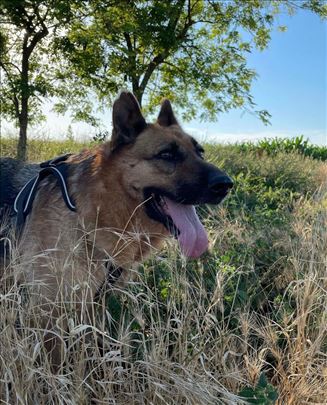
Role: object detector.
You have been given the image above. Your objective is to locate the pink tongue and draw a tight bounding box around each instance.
[162,197,208,258]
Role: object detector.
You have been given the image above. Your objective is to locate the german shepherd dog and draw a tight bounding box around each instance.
[0,92,233,366]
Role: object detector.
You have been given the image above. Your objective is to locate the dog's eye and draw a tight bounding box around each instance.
[154,143,184,162]
[157,150,176,160]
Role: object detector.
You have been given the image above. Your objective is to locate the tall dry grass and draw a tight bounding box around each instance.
[1,176,326,404]
[1,140,326,404]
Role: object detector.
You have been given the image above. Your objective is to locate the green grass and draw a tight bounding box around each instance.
[234,135,327,160]
[1,136,326,403]
[0,136,91,161]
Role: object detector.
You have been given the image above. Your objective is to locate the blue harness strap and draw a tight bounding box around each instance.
[14,154,76,231]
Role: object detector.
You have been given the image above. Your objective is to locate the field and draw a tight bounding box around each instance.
[0,137,326,404]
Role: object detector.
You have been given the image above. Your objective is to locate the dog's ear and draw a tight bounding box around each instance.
[157,99,178,127]
[111,92,147,150]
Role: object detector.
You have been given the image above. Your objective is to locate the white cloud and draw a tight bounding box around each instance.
[185,126,327,146]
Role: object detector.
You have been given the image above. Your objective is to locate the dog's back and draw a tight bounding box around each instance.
[0,157,40,267]
[0,157,40,220]
[1,158,23,211]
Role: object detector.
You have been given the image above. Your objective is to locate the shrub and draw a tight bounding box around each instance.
[235,135,327,161]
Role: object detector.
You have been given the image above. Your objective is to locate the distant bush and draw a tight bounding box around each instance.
[236,135,327,160]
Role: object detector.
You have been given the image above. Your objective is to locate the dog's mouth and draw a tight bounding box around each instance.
[144,190,209,258]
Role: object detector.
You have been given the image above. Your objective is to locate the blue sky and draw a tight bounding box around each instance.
[186,8,326,145]
[3,8,326,145]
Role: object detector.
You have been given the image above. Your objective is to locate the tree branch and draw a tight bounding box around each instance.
[1,61,21,74]
[162,60,187,76]
[139,52,167,94]
[0,60,20,117]
[25,26,49,59]
[123,31,139,93]
[139,0,187,93]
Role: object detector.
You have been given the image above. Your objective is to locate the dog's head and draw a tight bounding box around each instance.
[106,92,233,258]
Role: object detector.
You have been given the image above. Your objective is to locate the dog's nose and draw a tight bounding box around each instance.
[208,173,233,194]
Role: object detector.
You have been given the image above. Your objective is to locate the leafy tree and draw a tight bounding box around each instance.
[0,0,74,160]
[1,1,326,160]
[57,0,326,122]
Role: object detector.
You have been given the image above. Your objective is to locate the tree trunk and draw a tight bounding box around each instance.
[17,36,29,161]
[16,26,48,161]
[133,86,143,107]
[17,103,28,161]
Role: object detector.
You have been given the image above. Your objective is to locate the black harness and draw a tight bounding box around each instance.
[14,153,76,231]
[13,153,123,287]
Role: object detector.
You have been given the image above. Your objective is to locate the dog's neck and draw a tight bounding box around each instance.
[65,147,167,267]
